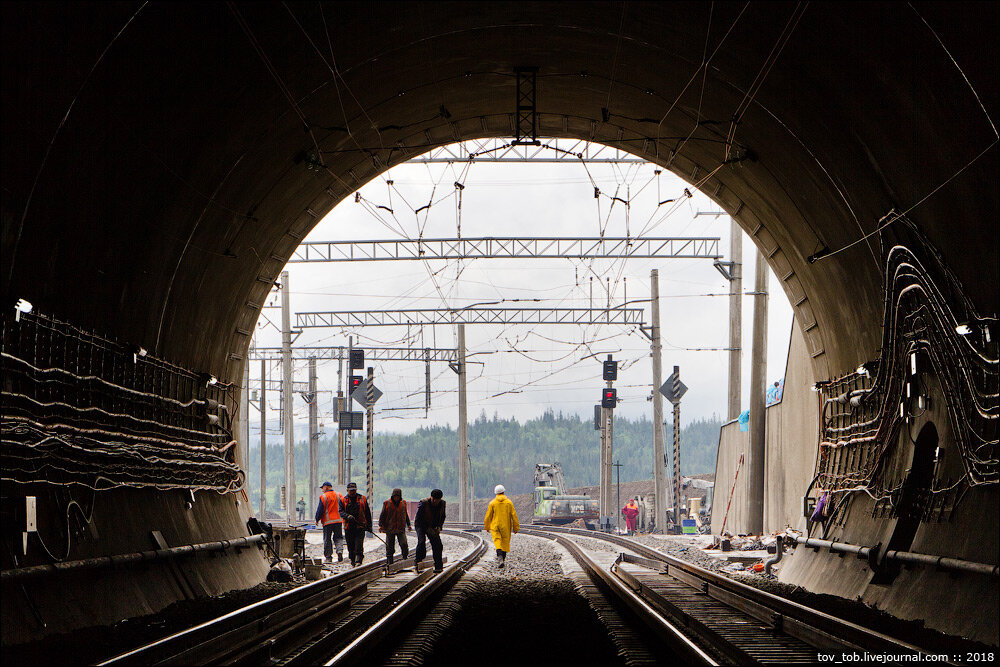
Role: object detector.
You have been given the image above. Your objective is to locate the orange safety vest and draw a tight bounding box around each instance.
[319,490,343,525]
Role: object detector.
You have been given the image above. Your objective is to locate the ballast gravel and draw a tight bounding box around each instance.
[417,531,629,665]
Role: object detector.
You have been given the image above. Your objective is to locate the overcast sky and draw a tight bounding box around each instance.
[250,142,793,437]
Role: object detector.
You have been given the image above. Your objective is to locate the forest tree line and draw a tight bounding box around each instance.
[246,410,722,510]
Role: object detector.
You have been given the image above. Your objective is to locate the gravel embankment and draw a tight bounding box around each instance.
[424,532,628,664]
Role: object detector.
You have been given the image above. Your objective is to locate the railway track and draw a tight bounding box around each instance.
[521,524,949,665]
[97,524,963,666]
[98,529,487,666]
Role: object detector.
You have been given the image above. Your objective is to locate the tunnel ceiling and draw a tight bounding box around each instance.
[2,2,997,383]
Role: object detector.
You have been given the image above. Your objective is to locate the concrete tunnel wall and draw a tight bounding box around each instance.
[711,316,819,536]
[2,1,997,645]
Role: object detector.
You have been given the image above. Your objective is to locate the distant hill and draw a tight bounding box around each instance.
[246,411,722,509]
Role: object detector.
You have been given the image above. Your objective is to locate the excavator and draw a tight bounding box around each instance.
[531,462,599,528]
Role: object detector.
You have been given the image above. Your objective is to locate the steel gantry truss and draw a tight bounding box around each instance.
[295,307,645,329]
[246,346,459,363]
[288,236,721,263]
[407,138,647,164]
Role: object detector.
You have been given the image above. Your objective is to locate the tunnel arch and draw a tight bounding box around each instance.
[2,2,998,647]
[3,2,996,391]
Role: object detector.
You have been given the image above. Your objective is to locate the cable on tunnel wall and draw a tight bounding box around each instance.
[809,217,998,523]
[1,311,244,495]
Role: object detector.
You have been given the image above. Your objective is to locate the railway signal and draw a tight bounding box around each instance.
[603,359,618,381]
[350,348,364,369]
[338,411,364,430]
[601,387,617,409]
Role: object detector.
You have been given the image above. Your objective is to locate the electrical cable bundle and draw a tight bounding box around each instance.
[814,218,997,517]
[1,310,242,494]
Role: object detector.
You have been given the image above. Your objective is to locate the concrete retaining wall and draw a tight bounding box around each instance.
[711,319,818,535]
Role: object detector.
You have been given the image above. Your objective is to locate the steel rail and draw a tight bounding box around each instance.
[323,528,487,665]
[530,525,946,661]
[517,526,718,665]
[99,529,482,666]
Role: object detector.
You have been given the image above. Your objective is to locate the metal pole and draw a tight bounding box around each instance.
[457,324,468,523]
[346,336,353,485]
[728,218,743,421]
[308,357,318,522]
[366,366,374,503]
[748,249,769,535]
[337,346,344,485]
[425,348,431,417]
[336,392,345,485]
[673,398,681,527]
[281,271,295,524]
[651,269,667,534]
[259,358,266,518]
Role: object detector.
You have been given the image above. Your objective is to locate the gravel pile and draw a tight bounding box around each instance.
[468,530,564,579]
[630,534,733,573]
[566,535,623,555]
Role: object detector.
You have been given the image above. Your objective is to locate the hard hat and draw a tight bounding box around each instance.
[494,484,505,494]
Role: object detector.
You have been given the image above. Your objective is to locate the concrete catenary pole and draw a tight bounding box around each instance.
[366,365,374,502]
[457,324,469,522]
[602,365,615,523]
[281,271,295,524]
[748,249,769,535]
[728,218,743,421]
[308,357,318,519]
[259,358,266,518]
[650,270,668,533]
[241,360,250,476]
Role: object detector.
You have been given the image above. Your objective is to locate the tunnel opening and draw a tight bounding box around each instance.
[2,1,996,647]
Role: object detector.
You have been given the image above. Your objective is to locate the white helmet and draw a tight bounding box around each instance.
[494,484,505,495]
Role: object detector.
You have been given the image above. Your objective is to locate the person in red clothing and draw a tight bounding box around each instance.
[339,482,372,566]
[622,498,639,535]
[314,482,344,563]
[378,488,412,565]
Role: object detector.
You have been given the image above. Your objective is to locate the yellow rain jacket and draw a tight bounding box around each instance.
[483,493,519,552]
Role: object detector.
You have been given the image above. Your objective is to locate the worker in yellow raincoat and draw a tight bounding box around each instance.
[483,484,519,568]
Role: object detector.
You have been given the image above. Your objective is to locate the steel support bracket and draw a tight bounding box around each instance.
[714,260,735,281]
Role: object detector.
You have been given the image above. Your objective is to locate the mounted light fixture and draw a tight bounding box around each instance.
[14,298,32,321]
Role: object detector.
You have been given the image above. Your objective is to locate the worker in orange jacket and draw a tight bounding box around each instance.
[315,482,344,563]
[622,498,639,535]
[378,488,412,565]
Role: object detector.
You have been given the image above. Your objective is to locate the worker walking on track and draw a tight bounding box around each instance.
[414,489,447,573]
[483,484,519,568]
[314,482,344,563]
[339,482,372,566]
[378,488,412,565]
[622,498,639,536]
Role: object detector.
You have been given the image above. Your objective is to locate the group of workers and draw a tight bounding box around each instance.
[304,482,521,571]
[313,481,448,571]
